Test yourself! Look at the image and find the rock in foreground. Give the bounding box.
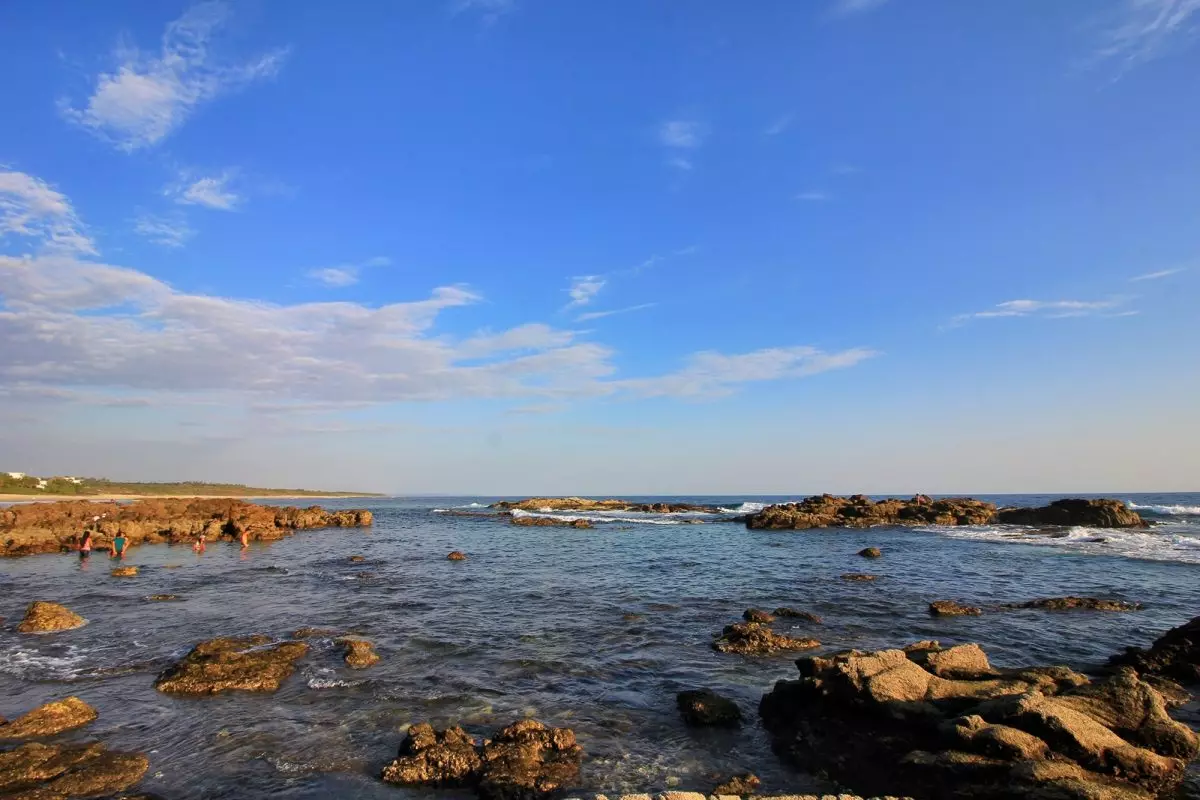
[713,773,761,795]
[155,635,308,695]
[676,689,743,727]
[381,719,583,800]
[745,494,1146,530]
[340,638,380,669]
[0,697,97,739]
[759,640,1199,800]
[0,741,148,799]
[713,622,820,656]
[17,601,87,633]
[1109,615,1200,685]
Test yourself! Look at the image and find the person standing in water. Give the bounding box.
[239,529,250,549]
[192,533,206,553]
[111,533,128,558]
[78,529,93,559]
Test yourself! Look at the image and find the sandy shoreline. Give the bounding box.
[0,493,381,503]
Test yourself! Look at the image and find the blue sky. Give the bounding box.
[0,0,1197,494]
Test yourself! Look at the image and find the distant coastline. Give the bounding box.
[0,477,383,502]
[0,492,382,503]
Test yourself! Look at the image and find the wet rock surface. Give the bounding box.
[382,720,583,800]
[759,639,1199,800]
[144,594,181,602]
[743,609,776,624]
[713,622,820,656]
[110,566,138,577]
[745,495,1146,530]
[512,516,594,529]
[841,574,878,582]
[1003,597,1142,612]
[858,547,882,558]
[676,690,743,727]
[448,551,468,561]
[773,608,822,624]
[0,498,372,557]
[929,600,982,617]
[154,635,308,695]
[16,602,86,633]
[712,773,760,795]
[1109,615,1200,685]
[0,741,149,799]
[339,637,380,669]
[0,698,97,740]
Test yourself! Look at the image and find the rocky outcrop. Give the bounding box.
[0,698,97,739]
[293,627,339,639]
[745,495,1146,530]
[929,600,982,617]
[511,516,594,529]
[381,720,583,800]
[111,566,138,577]
[494,498,718,514]
[0,498,373,557]
[774,608,823,624]
[743,608,775,623]
[1004,597,1142,612]
[713,773,760,795]
[995,498,1147,528]
[448,551,468,561]
[842,574,878,582]
[676,689,743,727]
[759,640,1199,800]
[17,601,87,633]
[340,638,380,669]
[0,741,148,799]
[1109,615,1200,685]
[858,547,883,558]
[154,635,308,695]
[713,622,820,656]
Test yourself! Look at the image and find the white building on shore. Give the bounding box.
[5,472,26,480]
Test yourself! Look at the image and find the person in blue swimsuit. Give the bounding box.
[111,534,128,557]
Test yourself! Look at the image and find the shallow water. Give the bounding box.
[1,493,1198,799]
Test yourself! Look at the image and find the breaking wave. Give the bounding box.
[1128,503,1200,516]
[511,509,698,526]
[914,524,1200,565]
[717,502,766,514]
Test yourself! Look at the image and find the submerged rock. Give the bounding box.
[154,635,308,695]
[511,516,593,529]
[713,773,760,795]
[743,608,776,623]
[448,551,468,561]
[841,573,878,582]
[929,600,982,617]
[340,637,380,669]
[1109,615,1200,685]
[144,594,182,602]
[676,689,742,727]
[0,741,148,798]
[382,724,482,787]
[759,639,1198,800]
[0,697,97,739]
[995,498,1147,528]
[713,622,820,656]
[111,566,138,577]
[17,601,87,633]
[292,627,339,639]
[1004,596,1142,612]
[773,607,823,624]
[349,555,366,563]
[858,547,883,558]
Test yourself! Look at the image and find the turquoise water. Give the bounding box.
[1,493,1197,798]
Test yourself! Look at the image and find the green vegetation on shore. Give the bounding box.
[0,474,381,497]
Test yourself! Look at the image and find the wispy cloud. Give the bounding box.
[166,168,241,211]
[576,303,656,322]
[565,275,606,308]
[1130,267,1185,281]
[307,256,391,288]
[796,190,830,202]
[1095,0,1200,68]
[453,0,516,24]
[950,297,1133,326]
[0,170,95,255]
[659,119,706,170]
[666,156,693,171]
[133,211,194,248]
[831,0,891,16]
[60,2,288,151]
[765,113,795,136]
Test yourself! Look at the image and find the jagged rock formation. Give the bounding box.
[0,741,148,799]
[511,516,594,529]
[340,637,380,669]
[1109,615,1200,685]
[155,635,308,695]
[676,689,743,727]
[743,609,776,623]
[745,495,1146,530]
[1,498,372,557]
[17,602,87,633]
[494,498,718,513]
[713,622,820,656]
[0,698,97,739]
[713,773,761,795]
[759,640,1198,800]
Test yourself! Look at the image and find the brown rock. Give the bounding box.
[1004,597,1141,612]
[841,573,878,582]
[381,723,482,787]
[17,602,86,633]
[339,638,380,669]
[144,594,181,602]
[713,622,820,656]
[858,547,883,558]
[929,600,982,617]
[995,498,1147,528]
[1109,615,1200,685]
[0,742,148,799]
[742,608,775,623]
[292,627,338,639]
[478,719,583,800]
[676,689,742,727]
[110,566,138,577]
[511,516,593,529]
[772,608,823,624]
[447,551,468,561]
[494,497,717,513]
[713,773,760,796]
[0,698,97,740]
[349,555,366,562]
[154,635,308,695]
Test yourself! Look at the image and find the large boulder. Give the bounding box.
[478,719,583,800]
[511,516,593,529]
[17,601,87,633]
[381,724,482,787]
[154,635,308,695]
[1109,615,1200,685]
[994,498,1147,528]
[676,689,743,727]
[713,622,820,656]
[340,638,380,669]
[0,698,97,739]
[759,640,1198,800]
[0,741,148,798]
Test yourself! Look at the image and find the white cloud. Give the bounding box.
[616,346,879,399]
[0,170,95,255]
[1130,267,1185,281]
[659,120,706,149]
[1096,0,1200,67]
[307,256,391,288]
[796,190,830,202]
[576,303,656,322]
[167,169,241,210]
[667,156,694,172]
[832,0,890,14]
[765,113,795,136]
[951,297,1133,326]
[566,275,606,308]
[453,0,516,23]
[60,2,288,151]
[133,211,194,248]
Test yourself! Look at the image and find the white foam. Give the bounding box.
[511,509,694,526]
[914,524,1200,565]
[456,502,487,508]
[1128,502,1200,516]
[306,667,365,689]
[717,502,766,514]
[0,645,91,680]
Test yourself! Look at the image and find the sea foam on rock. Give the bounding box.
[759,640,1198,800]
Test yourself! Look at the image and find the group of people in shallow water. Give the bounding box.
[77,527,250,558]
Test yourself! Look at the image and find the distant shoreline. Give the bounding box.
[0,493,383,503]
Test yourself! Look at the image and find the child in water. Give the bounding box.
[110,534,127,557]
[192,534,206,553]
[78,530,93,559]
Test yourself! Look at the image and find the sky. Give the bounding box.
[0,0,1198,495]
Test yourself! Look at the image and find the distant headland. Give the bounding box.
[0,471,382,501]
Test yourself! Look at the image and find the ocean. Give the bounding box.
[1,492,1198,799]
